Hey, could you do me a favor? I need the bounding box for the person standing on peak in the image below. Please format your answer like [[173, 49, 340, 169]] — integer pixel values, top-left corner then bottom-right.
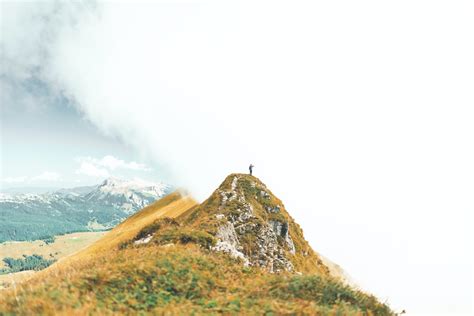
[[249, 164, 255, 175]]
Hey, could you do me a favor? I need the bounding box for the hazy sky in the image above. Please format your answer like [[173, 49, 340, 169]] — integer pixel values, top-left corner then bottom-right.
[[1, 100, 169, 188], [1, 1, 473, 315]]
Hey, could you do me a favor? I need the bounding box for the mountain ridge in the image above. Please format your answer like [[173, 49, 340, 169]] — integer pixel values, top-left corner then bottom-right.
[[0, 174, 393, 315], [0, 177, 170, 242], [176, 173, 330, 275]]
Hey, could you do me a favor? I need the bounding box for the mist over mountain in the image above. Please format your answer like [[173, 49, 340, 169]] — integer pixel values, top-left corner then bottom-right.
[[0, 178, 170, 242]]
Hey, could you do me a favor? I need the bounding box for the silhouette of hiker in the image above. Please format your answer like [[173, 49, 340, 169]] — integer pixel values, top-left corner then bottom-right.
[[249, 164, 254, 175]]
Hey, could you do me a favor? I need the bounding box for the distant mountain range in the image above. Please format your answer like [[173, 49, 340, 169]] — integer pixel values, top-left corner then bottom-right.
[[0, 178, 170, 242]]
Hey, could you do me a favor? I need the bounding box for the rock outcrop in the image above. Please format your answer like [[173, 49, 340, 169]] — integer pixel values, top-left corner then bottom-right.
[[180, 174, 331, 275]]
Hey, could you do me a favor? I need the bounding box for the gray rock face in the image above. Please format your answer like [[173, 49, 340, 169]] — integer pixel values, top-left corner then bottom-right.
[[211, 176, 296, 272], [212, 222, 249, 265], [260, 190, 271, 199], [216, 222, 240, 248], [265, 205, 281, 213], [268, 220, 296, 255]]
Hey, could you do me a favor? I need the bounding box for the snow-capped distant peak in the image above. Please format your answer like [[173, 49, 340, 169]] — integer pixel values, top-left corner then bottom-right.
[[0, 193, 12, 201], [1, 177, 171, 242], [1, 178, 170, 213], [95, 177, 169, 199], [99, 177, 166, 190], [99, 177, 124, 188]]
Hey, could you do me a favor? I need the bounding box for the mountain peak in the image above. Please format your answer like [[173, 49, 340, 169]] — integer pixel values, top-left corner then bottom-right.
[[97, 177, 168, 193], [0, 178, 170, 243], [176, 173, 330, 274], [99, 176, 125, 187]]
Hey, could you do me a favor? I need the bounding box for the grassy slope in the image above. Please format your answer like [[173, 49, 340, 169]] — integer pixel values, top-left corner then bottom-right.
[[0, 193, 195, 290], [0, 243, 392, 315], [0, 270, 36, 291], [0, 190, 393, 315], [0, 192, 196, 289], [55, 191, 197, 263]]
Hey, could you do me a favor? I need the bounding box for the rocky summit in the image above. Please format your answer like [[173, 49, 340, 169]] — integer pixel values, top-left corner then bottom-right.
[[180, 174, 330, 275]]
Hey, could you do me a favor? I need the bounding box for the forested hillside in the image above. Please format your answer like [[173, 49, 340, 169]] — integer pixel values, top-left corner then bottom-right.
[[0, 178, 169, 242]]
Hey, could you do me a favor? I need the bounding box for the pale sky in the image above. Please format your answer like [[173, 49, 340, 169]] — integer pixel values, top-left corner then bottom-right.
[[1, 99, 168, 189], [1, 1, 473, 315]]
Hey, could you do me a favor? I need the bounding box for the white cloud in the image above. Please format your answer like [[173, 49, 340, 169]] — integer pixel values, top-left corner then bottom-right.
[[95, 155, 150, 171], [75, 161, 109, 178], [74, 156, 150, 177], [1, 176, 28, 183], [31, 171, 61, 182], [1, 172, 61, 184]]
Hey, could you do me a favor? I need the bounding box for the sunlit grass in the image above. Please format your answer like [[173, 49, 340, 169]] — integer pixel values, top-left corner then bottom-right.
[[0, 244, 392, 315], [0, 185, 394, 315]]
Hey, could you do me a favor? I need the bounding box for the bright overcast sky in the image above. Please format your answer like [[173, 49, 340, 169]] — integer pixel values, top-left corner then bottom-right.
[[1, 1, 473, 315]]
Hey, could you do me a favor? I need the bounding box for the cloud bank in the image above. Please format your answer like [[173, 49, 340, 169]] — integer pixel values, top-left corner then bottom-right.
[[75, 155, 151, 178], [1, 1, 473, 314], [1, 171, 61, 184]]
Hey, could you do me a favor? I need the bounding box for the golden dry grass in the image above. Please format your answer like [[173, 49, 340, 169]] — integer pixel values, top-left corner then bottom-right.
[[2, 191, 197, 290], [0, 270, 36, 290], [0, 188, 393, 315], [0, 243, 392, 315], [55, 191, 197, 262]]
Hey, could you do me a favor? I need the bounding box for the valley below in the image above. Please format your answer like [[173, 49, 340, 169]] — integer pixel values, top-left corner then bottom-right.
[[0, 231, 106, 289]]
